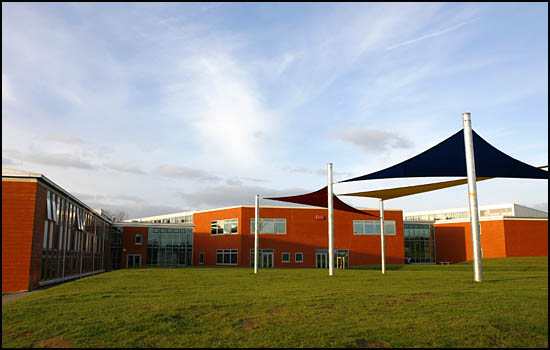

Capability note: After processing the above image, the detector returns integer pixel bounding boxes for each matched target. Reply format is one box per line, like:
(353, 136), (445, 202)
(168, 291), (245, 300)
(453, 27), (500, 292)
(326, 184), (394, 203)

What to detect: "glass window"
(135, 233), (143, 245)
(295, 252), (303, 263)
(216, 249), (238, 265)
(211, 219), (238, 235)
(250, 218), (287, 234)
(199, 253), (204, 264)
(353, 222), (364, 234)
(282, 252), (290, 263)
(46, 191), (52, 220)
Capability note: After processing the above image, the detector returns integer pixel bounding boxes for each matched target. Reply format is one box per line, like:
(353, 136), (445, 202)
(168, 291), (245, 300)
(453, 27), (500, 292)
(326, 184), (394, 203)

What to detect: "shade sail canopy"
(265, 186), (378, 218)
(341, 129), (548, 182)
(340, 177), (492, 200)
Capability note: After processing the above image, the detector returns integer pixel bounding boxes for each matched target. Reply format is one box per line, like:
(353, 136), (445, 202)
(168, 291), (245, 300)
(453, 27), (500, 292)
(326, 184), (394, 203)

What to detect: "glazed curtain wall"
(147, 227), (193, 266)
(40, 189), (108, 284)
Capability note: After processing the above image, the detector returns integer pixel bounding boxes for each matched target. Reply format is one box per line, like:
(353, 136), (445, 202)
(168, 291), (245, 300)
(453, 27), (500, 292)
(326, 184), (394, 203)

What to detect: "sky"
(2, 2), (548, 219)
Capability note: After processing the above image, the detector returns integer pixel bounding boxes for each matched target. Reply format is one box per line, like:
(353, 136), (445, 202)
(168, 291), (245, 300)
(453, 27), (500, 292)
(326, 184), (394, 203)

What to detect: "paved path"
(2, 285), (55, 305)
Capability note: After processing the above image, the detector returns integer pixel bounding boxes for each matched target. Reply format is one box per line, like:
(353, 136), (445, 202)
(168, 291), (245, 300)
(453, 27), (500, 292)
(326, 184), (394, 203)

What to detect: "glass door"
(127, 254), (141, 268)
(262, 251), (273, 268)
(316, 252), (327, 268)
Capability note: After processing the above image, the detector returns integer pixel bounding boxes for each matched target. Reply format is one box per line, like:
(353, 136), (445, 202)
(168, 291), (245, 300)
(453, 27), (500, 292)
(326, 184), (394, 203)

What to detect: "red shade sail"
(265, 186), (378, 218)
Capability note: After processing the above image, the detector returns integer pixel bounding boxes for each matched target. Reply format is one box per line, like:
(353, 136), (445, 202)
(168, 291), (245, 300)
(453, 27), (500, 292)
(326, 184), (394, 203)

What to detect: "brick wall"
(121, 226), (148, 268)
(435, 218), (547, 263)
(2, 179), (38, 293)
(504, 219), (548, 257)
(193, 206), (404, 268)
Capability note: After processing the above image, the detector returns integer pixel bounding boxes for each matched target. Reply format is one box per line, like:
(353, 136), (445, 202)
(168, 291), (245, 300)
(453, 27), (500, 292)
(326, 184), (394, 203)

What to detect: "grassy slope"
(2, 257), (548, 348)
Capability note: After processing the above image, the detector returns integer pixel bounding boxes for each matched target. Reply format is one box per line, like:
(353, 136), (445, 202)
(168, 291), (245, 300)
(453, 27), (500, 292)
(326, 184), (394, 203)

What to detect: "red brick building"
(2, 168), (111, 293)
(3, 167), (547, 293)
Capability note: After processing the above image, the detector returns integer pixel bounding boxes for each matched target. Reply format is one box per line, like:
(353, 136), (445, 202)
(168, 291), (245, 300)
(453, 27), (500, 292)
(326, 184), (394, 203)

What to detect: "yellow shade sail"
(339, 177), (493, 200)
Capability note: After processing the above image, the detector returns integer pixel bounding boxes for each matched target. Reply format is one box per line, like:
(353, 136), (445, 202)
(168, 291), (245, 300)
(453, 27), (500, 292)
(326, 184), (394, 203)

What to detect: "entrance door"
(127, 254), (141, 268)
(316, 249), (349, 268)
(261, 251), (273, 268)
(250, 249), (274, 268)
(316, 252), (328, 268)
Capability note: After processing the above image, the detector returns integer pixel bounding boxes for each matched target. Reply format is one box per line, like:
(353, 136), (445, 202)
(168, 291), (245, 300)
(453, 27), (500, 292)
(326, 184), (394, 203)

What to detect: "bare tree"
(113, 210), (128, 222)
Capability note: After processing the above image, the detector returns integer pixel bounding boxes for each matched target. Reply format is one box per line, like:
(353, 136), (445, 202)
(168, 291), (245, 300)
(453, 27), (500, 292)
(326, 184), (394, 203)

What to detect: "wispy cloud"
(333, 128), (413, 154)
(2, 73), (16, 102)
(4, 150), (96, 170)
(2, 156), (21, 166)
(154, 164), (222, 182)
(386, 19), (474, 51)
(104, 162), (145, 175)
(177, 184), (308, 209)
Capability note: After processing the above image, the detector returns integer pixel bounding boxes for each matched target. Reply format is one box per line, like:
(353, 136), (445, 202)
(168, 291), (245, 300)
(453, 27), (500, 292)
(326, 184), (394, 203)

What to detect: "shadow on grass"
(349, 264), (406, 271)
(483, 276), (542, 283)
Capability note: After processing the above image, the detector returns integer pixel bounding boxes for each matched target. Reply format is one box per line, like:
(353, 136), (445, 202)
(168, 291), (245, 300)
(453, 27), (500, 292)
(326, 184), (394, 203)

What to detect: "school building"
(3, 166), (548, 293)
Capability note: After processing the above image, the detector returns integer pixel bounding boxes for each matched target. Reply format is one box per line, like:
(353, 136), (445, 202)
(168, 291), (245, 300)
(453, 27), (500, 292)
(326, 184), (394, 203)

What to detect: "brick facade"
(2, 179), (38, 292)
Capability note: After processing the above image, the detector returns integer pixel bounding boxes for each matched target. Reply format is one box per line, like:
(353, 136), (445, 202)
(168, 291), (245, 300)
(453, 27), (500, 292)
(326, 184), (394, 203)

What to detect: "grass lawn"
(2, 257), (547, 348)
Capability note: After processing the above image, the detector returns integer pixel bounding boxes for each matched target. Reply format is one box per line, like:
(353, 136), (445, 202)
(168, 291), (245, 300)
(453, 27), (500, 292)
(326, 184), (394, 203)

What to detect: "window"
(199, 253), (204, 264)
(282, 252), (290, 263)
(353, 220), (396, 235)
(250, 218), (286, 234)
(135, 233), (143, 245)
(216, 249), (238, 265)
(295, 252), (303, 263)
(211, 219), (238, 235)
(46, 191), (53, 220)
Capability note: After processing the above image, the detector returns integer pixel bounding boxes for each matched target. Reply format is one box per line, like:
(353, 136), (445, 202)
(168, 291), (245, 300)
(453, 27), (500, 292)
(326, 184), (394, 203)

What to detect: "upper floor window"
(135, 233), (143, 245)
(250, 218), (286, 234)
(353, 220), (396, 235)
(211, 218), (238, 235)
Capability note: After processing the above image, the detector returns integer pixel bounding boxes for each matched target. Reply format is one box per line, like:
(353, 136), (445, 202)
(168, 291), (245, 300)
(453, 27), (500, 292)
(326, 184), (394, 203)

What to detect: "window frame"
(250, 218), (287, 234)
(216, 249), (238, 265)
(211, 219), (239, 235)
(295, 252), (303, 263)
(281, 252), (290, 263)
(353, 220), (397, 235)
(135, 233), (143, 245)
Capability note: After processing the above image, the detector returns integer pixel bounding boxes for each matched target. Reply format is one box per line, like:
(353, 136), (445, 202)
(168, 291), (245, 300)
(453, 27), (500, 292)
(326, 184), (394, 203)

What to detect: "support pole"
(463, 112), (483, 282)
(379, 199), (386, 275)
(328, 163), (334, 276)
(254, 194), (259, 274)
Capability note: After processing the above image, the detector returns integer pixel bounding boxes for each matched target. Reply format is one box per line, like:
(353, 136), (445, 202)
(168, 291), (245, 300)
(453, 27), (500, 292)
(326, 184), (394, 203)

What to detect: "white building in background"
(404, 203), (548, 222)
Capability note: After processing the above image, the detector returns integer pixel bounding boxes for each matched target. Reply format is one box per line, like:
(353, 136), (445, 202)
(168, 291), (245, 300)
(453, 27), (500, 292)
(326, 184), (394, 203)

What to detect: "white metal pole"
(463, 112), (483, 282)
(379, 199), (386, 275)
(328, 163), (334, 276)
(254, 194), (259, 274)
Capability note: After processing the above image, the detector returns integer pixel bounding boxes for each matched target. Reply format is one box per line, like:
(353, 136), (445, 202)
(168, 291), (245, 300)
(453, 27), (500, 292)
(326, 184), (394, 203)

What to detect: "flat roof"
(126, 205), (401, 222)
(2, 167), (113, 223)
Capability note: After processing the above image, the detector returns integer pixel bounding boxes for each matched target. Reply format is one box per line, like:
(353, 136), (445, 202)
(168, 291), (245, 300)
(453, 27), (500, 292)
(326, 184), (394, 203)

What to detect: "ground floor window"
(282, 252), (290, 263)
(199, 253), (204, 264)
(295, 252), (303, 263)
(216, 249), (238, 265)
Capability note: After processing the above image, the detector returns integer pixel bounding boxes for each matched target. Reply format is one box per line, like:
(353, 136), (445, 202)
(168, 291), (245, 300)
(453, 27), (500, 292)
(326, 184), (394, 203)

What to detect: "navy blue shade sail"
(341, 129), (548, 182)
(265, 186), (378, 218)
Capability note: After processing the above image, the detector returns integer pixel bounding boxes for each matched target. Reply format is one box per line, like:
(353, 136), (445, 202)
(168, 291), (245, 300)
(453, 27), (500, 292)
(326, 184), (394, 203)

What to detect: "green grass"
(2, 257), (548, 348)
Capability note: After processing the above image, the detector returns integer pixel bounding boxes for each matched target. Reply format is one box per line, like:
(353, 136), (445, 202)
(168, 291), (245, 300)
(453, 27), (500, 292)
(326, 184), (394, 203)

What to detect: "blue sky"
(2, 3), (548, 218)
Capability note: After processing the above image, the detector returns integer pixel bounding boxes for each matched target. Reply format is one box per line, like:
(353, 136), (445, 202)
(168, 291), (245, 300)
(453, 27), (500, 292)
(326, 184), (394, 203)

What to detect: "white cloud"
(2, 73), (15, 102)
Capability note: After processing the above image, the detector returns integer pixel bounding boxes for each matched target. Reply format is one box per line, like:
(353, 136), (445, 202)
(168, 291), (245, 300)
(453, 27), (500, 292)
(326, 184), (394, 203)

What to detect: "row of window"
(207, 218), (397, 236)
(207, 250), (304, 265)
(353, 220), (396, 235)
(250, 218), (286, 234)
(42, 190), (107, 281)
